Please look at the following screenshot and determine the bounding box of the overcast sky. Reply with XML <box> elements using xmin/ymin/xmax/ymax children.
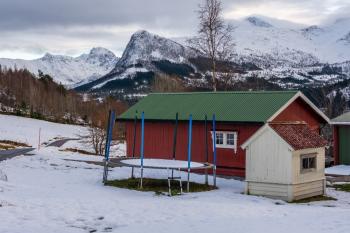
<box><xmin>0</xmin><ymin>0</ymin><xmax>349</xmax><ymax>59</ymax></box>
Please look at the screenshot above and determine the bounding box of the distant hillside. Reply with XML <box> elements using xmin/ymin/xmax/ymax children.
<box><xmin>0</xmin><ymin>67</ymin><xmax>125</xmax><ymax>124</ymax></box>
<box><xmin>0</xmin><ymin>47</ymin><xmax>119</xmax><ymax>87</ymax></box>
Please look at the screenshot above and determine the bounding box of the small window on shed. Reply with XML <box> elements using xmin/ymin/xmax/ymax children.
<box><xmin>301</xmin><ymin>154</ymin><xmax>317</xmax><ymax>173</ymax></box>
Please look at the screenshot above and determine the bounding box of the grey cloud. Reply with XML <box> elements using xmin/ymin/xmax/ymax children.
<box><xmin>1</xmin><ymin>0</ymin><xmax>349</xmax><ymax>30</ymax></box>
<box><xmin>0</xmin><ymin>0</ymin><xmax>201</xmax><ymax>30</ymax></box>
<box><xmin>0</xmin><ymin>0</ymin><xmax>349</xmax><ymax>59</ymax></box>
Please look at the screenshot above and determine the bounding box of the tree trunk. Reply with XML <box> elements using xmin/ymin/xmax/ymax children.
<box><xmin>212</xmin><ymin>58</ymin><xmax>217</xmax><ymax>91</ymax></box>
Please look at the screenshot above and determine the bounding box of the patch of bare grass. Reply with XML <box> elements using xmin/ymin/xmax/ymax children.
<box><xmin>0</xmin><ymin>140</ymin><xmax>30</xmax><ymax>150</ymax></box>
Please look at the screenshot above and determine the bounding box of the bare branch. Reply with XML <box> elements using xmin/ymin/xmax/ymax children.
<box><xmin>188</xmin><ymin>0</ymin><xmax>235</xmax><ymax>91</ymax></box>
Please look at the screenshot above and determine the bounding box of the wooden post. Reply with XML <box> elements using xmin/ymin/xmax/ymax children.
<box><xmin>38</xmin><ymin>128</ymin><xmax>41</xmax><ymax>150</ymax></box>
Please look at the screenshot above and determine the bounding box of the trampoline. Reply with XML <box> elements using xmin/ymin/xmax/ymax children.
<box><xmin>102</xmin><ymin>110</ymin><xmax>218</xmax><ymax>196</ymax></box>
<box><xmin>116</xmin><ymin>158</ymin><xmax>214</xmax><ymax>195</ymax></box>
<box><xmin>118</xmin><ymin>158</ymin><xmax>211</xmax><ymax>170</ymax></box>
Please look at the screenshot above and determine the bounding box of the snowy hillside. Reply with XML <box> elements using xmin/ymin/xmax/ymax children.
<box><xmin>1</xmin><ymin>114</ymin><xmax>350</xmax><ymax>232</ymax></box>
<box><xmin>0</xmin><ymin>47</ymin><xmax>119</xmax><ymax>87</ymax></box>
<box><xmin>0</xmin><ymin>114</ymin><xmax>86</xmax><ymax>147</ymax></box>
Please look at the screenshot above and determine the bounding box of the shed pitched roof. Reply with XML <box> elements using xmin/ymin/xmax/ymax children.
<box><xmin>118</xmin><ymin>91</ymin><xmax>299</xmax><ymax>122</ymax></box>
<box><xmin>269</xmin><ymin>123</ymin><xmax>328</xmax><ymax>150</ymax></box>
<box><xmin>331</xmin><ymin>111</ymin><xmax>350</xmax><ymax>125</ymax></box>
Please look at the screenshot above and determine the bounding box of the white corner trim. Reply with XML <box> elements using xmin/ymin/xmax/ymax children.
<box><xmin>267</xmin><ymin>91</ymin><xmax>330</xmax><ymax>124</ymax></box>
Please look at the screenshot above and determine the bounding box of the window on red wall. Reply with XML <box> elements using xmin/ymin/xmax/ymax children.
<box><xmin>212</xmin><ymin>131</ymin><xmax>238</xmax><ymax>153</ymax></box>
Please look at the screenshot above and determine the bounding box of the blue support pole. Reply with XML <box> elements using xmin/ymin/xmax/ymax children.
<box><xmin>105</xmin><ymin>110</ymin><xmax>116</xmax><ymax>161</ymax></box>
<box><xmin>187</xmin><ymin>114</ymin><xmax>193</xmax><ymax>192</ymax></box>
<box><xmin>140</xmin><ymin>111</ymin><xmax>145</xmax><ymax>188</ymax></box>
<box><xmin>212</xmin><ymin>114</ymin><xmax>217</xmax><ymax>187</ymax></box>
<box><xmin>103</xmin><ymin>110</ymin><xmax>116</xmax><ymax>183</ymax></box>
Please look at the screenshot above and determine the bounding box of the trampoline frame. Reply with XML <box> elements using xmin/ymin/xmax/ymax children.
<box><xmin>102</xmin><ymin>110</ymin><xmax>218</xmax><ymax>195</ymax></box>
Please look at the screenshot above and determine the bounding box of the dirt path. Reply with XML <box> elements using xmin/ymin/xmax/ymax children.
<box><xmin>0</xmin><ymin>148</ymin><xmax>35</xmax><ymax>162</ymax></box>
<box><xmin>46</xmin><ymin>138</ymin><xmax>79</xmax><ymax>147</ymax></box>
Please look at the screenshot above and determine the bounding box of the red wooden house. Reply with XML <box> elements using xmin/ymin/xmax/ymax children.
<box><xmin>118</xmin><ymin>91</ymin><xmax>329</xmax><ymax>177</ymax></box>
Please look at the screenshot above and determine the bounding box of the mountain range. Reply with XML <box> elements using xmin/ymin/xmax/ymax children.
<box><xmin>75</xmin><ymin>17</ymin><xmax>350</xmax><ymax>99</ymax></box>
<box><xmin>1</xmin><ymin>16</ymin><xmax>350</xmax><ymax>99</ymax></box>
<box><xmin>0</xmin><ymin>47</ymin><xmax>118</xmax><ymax>87</ymax></box>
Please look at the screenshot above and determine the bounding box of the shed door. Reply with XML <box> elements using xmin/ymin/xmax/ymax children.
<box><xmin>339</xmin><ymin>126</ymin><xmax>350</xmax><ymax>165</ymax></box>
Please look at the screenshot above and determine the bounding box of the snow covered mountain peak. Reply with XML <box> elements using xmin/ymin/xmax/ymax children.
<box><xmin>339</xmin><ymin>32</ymin><xmax>350</xmax><ymax>44</ymax></box>
<box><xmin>79</xmin><ymin>47</ymin><xmax>118</xmax><ymax>69</ymax></box>
<box><xmin>116</xmin><ymin>30</ymin><xmax>197</xmax><ymax>67</ymax></box>
<box><xmin>89</xmin><ymin>47</ymin><xmax>115</xmax><ymax>57</ymax></box>
<box><xmin>42</xmin><ymin>52</ymin><xmax>53</xmax><ymax>58</ymax></box>
<box><xmin>0</xmin><ymin>48</ymin><xmax>119</xmax><ymax>87</ymax></box>
<box><xmin>132</xmin><ymin>30</ymin><xmax>153</xmax><ymax>38</ymax></box>
<box><xmin>41</xmin><ymin>52</ymin><xmax>71</xmax><ymax>62</ymax></box>
<box><xmin>301</xmin><ymin>25</ymin><xmax>323</xmax><ymax>34</ymax></box>
<box><xmin>246</xmin><ymin>16</ymin><xmax>273</xmax><ymax>28</ymax></box>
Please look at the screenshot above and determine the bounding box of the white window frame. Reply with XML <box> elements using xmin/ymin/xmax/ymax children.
<box><xmin>300</xmin><ymin>153</ymin><xmax>317</xmax><ymax>173</ymax></box>
<box><xmin>211</xmin><ymin>131</ymin><xmax>238</xmax><ymax>152</ymax></box>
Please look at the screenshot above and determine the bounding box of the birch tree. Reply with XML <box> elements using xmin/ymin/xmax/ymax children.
<box><xmin>189</xmin><ymin>0</ymin><xmax>235</xmax><ymax>91</ymax></box>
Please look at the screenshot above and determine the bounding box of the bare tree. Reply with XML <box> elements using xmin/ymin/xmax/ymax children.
<box><xmin>87</xmin><ymin>126</ymin><xmax>107</xmax><ymax>155</ymax></box>
<box><xmin>188</xmin><ymin>0</ymin><xmax>235</xmax><ymax>91</ymax></box>
<box><xmin>152</xmin><ymin>73</ymin><xmax>185</xmax><ymax>92</ymax></box>
<box><xmin>220</xmin><ymin>71</ymin><xmax>239</xmax><ymax>91</ymax></box>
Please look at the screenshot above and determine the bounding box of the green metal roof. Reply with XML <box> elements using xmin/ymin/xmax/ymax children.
<box><xmin>118</xmin><ymin>91</ymin><xmax>299</xmax><ymax>122</ymax></box>
<box><xmin>331</xmin><ymin>111</ymin><xmax>350</xmax><ymax>124</ymax></box>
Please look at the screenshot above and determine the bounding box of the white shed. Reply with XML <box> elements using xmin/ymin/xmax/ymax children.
<box><xmin>241</xmin><ymin>123</ymin><xmax>328</xmax><ymax>202</ymax></box>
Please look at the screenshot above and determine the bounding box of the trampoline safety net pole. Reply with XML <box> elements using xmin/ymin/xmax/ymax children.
<box><xmin>131</xmin><ymin>112</ymin><xmax>138</xmax><ymax>179</ymax></box>
<box><xmin>140</xmin><ymin>111</ymin><xmax>145</xmax><ymax>189</ymax></box>
<box><xmin>204</xmin><ymin>114</ymin><xmax>208</xmax><ymax>185</ymax></box>
<box><xmin>187</xmin><ymin>114</ymin><xmax>193</xmax><ymax>192</ymax></box>
<box><xmin>171</xmin><ymin>112</ymin><xmax>179</xmax><ymax>179</ymax></box>
<box><xmin>103</xmin><ymin>110</ymin><xmax>116</xmax><ymax>183</ymax></box>
<box><xmin>212</xmin><ymin>114</ymin><xmax>217</xmax><ymax>187</ymax></box>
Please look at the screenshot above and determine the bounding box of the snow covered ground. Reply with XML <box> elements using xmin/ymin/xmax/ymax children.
<box><xmin>2</xmin><ymin>148</ymin><xmax>350</xmax><ymax>233</ymax></box>
<box><xmin>1</xmin><ymin>115</ymin><xmax>350</xmax><ymax>233</ymax></box>
<box><xmin>0</xmin><ymin>114</ymin><xmax>87</xmax><ymax>147</ymax></box>
<box><xmin>326</xmin><ymin>165</ymin><xmax>350</xmax><ymax>176</ymax></box>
